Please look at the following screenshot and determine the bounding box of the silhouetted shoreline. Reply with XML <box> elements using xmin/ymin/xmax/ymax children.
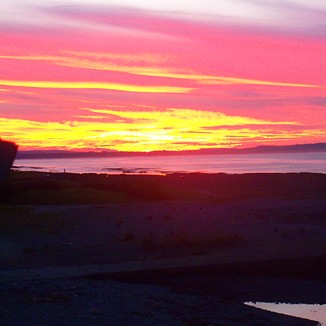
<box><xmin>16</xmin><ymin>142</ymin><xmax>326</xmax><ymax>159</ymax></box>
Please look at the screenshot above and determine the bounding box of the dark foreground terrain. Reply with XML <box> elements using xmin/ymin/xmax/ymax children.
<box><xmin>0</xmin><ymin>171</ymin><xmax>325</xmax><ymax>325</ymax></box>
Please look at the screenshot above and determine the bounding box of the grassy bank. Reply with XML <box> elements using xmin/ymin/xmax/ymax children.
<box><xmin>1</xmin><ymin>170</ymin><xmax>325</xmax><ymax>205</ymax></box>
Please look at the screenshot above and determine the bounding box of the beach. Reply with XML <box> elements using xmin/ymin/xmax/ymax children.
<box><xmin>1</xmin><ymin>171</ymin><xmax>325</xmax><ymax>325</ymax></box>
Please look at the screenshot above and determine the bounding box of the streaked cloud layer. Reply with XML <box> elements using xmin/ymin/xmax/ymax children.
<box><xmin>2</xmin><ymin>0</ymin><xmax>326</xmax><ymax>33</ymax></box>
<box><xmin>0</xmin><ymin>0</ymin><xmax>325</xmax><ymax>151</ymax></box>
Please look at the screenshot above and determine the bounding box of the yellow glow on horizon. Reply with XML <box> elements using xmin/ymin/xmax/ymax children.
<box><xmin>1</xmin><ymin>108</ymin><xmax>316</xmax><ymax>152</ymax></box>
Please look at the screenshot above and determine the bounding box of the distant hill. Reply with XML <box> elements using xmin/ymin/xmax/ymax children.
<box><xmin>16</xmin><ymin>143</ymin><xmax>326</xmax><ymax>159</ymax></box>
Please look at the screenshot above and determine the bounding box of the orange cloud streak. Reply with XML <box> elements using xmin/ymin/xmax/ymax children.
<box><xmin>0</xmin><ymin>80</ymin><xmax>192</xmax><ymax>94</ymax></box>
<box><xmin>0</xmin><ymin>53</ymin><xmax>319</xmax><ymax>89</ymax></box>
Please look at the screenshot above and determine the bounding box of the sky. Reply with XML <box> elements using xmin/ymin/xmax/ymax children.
<box><xmin>0</xmin><ymin>0</ymin><xmax>325</xmax><ymax>152</ymax></box>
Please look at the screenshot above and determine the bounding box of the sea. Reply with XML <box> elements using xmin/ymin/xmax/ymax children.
<box><xmin>13</xmin><ymin>152</ymin><xmax>326</xmax><ymax>175</ymax></box>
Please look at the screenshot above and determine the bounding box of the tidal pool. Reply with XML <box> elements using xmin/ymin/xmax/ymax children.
<box><xmin>245</xmin><ymin>302</ymin><xmax>326</xmax><ymax>325</ymax></box>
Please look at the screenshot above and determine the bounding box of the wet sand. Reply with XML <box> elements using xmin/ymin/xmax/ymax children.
<box><xmin>0</xmin><ymin>171</ymin><xmax>325</xmax><ymax>325</ymax></box>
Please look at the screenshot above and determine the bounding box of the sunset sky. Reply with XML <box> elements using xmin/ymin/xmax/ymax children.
<box><xmin>0</xmin><ymin>0</ymin><xmax>325</xmax><ymax>152</ymax></box>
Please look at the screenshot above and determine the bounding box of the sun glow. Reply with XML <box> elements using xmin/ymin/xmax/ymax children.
<box><xmin>1</xmin><ymin>108</ymin><xmax>315</xmax><ymax>152</ymax></box>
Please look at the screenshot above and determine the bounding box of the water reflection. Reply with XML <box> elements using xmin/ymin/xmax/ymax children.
<box><xmin>245</xmin><ymin>302</ymin><xmax>326</xmax><ymax>325</ymax></box>
<box><xmin>14</xmin><ymin>152</ymin><xmax>326</xmax><ymax>175</ymax></box>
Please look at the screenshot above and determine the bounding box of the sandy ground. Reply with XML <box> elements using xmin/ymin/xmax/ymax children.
<box><xmin>0</xmin><ymin>172</ymin><xmax>326</xmax><ymax>325</ymax></box>
<box><xmin>1</xmin><ymin>198</ymin><xmax>325</xmax><ymax>270</ymax></box>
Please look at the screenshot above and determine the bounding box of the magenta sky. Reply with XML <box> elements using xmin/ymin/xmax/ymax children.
<box><xmin>0</xmin><ymin>1</ymin><xmax>325</xmax><ymax>151</ymax></box>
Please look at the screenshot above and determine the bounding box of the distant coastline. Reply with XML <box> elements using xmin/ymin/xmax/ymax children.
<box><xmin>16</xmin><ymin>142</ymin><xmax>326</xmax><ymax>160</ymax></box>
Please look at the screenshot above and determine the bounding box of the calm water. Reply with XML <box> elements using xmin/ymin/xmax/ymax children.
<box><xmin>13</xmin><ymin>152</ymin><xmax>326</xmax><ymax>174</ymax></box>
<box><xmin>245</xmin><ymin>302</ymin><xmax>326</xmax><ymax>325</ymax></box>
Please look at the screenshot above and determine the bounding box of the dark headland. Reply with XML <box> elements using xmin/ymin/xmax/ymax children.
<box><xmin>0</xmin><ymin>139</ymin><xmax>18</xmax><ymax>180</ymax></box>
<box><xmin>1</xmin><ymin>171</ymin><xmax>325</xmax><ymax>325</ymax></box>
